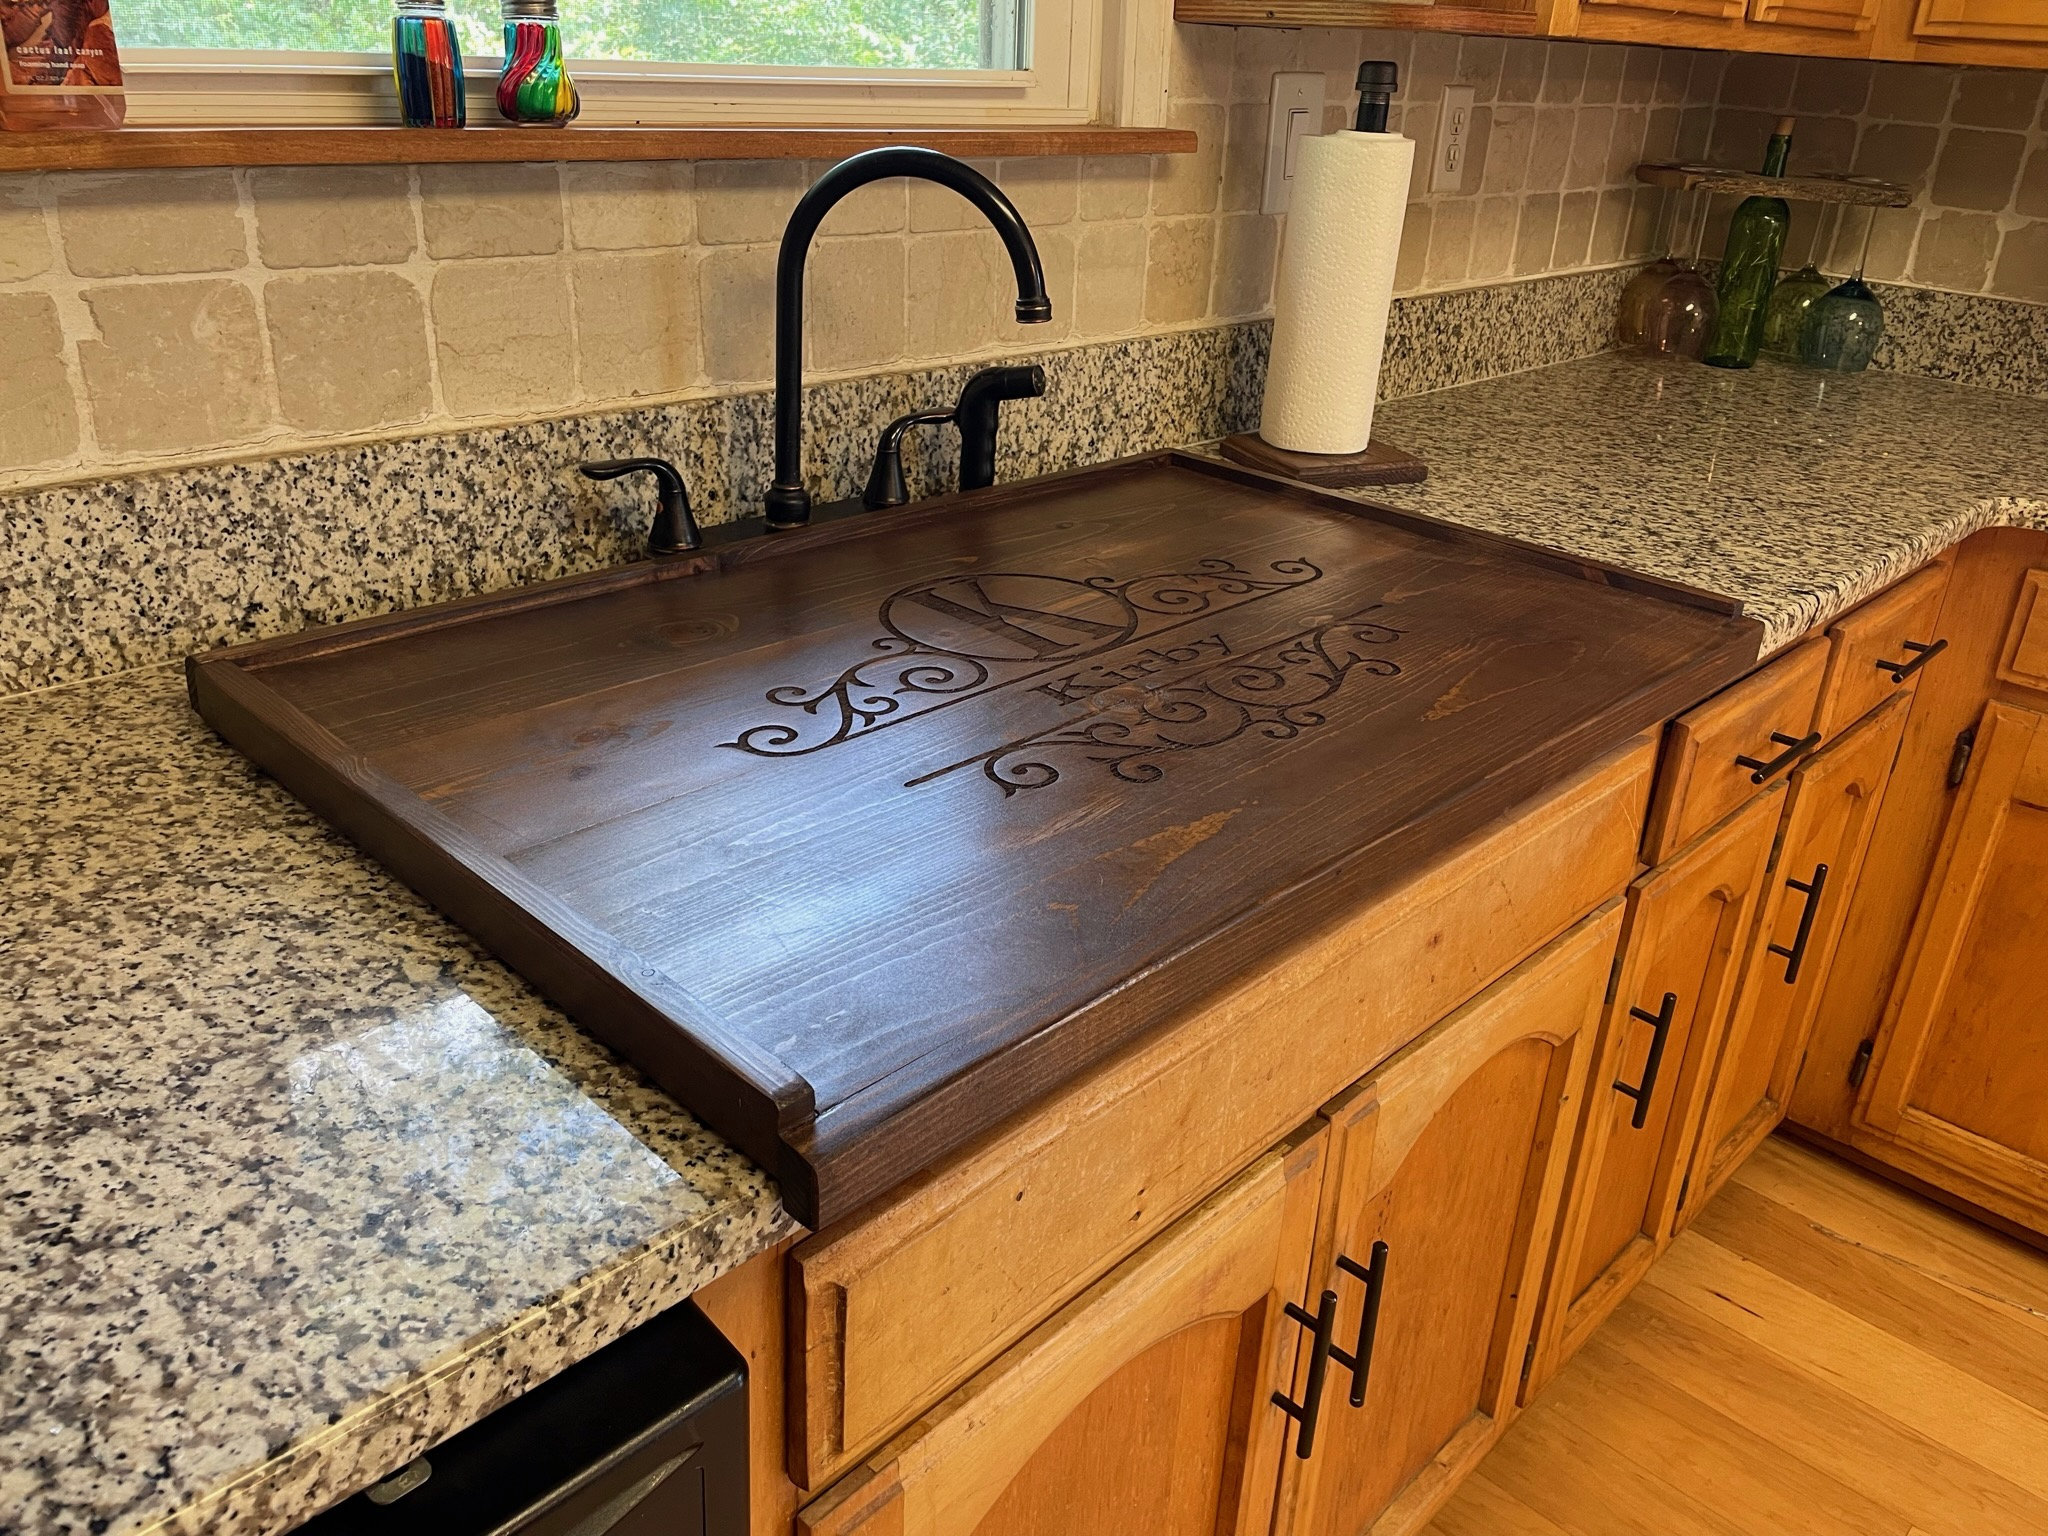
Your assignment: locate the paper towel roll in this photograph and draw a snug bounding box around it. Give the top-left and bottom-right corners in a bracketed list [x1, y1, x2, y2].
[1258, 131, 1414, 456]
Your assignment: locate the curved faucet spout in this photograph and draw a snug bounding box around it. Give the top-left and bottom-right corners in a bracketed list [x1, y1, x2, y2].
[764, 147, 1052, 530]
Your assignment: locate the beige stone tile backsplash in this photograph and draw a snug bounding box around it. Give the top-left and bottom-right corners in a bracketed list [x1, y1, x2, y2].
[0, 23, 2036, 495]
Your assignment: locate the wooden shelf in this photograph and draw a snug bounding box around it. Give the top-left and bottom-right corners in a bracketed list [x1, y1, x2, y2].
[1635, 162, 1914, 207]
[0, 123, 1196, 173]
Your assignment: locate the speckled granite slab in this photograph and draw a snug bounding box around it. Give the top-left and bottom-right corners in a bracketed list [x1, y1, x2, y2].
[1366, 352, 2048, 654]
[0, 668, 796, 1536]
[0, 269, 1642, 699]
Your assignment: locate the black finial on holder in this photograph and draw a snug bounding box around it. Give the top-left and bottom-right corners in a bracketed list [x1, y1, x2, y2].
[1354, 60, 1398, 133]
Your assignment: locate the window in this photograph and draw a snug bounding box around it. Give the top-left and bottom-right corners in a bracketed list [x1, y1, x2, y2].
[117, 0, 1139, 128]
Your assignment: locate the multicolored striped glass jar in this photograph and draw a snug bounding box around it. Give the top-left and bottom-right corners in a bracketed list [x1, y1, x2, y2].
[497, 0, 579, 127]
[392, 0, 466, 129]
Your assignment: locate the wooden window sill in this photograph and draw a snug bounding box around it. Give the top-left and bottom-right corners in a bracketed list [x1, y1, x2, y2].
[0, 123, 1195, 173]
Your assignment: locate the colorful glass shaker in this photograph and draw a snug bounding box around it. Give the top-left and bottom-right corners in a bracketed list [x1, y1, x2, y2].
[392, 0, 466, 129]
[498, 0, 579, 126]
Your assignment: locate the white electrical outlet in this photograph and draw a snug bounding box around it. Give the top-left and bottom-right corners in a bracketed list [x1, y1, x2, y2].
[1432, 86, 1477, 194]
[1262, 72, 1327, 216]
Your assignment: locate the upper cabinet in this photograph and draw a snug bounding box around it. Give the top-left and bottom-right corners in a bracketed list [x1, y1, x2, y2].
[1912, 0, 2048, 43]
[1750, 0, 1882, 34]
[1173, 0, 2048, 68]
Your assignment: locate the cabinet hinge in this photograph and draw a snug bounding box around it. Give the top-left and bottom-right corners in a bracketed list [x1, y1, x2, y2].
[1948, 726, 1978, 789]
[1849, 1038, 1875, 1089]
[1521, 1337, 1537, 1388]
[1676, 1170, 1692, 1213]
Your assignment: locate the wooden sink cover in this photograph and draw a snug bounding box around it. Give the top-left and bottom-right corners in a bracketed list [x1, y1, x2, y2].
[189, 453, 1761, 1227]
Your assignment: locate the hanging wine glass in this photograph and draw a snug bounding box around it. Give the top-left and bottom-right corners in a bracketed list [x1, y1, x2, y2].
[1618, 188, 1683, 348]
[1801, 205, 1886, 374]
[1762, 202, 1837, 363]
[1643, 191, 1718, 361]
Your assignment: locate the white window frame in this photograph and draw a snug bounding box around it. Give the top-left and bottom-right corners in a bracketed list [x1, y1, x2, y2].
[120, 0, 1174, 128]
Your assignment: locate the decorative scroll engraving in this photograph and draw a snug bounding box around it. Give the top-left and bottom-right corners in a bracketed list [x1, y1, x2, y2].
[723, 556, 1322, 759]
[910, 610, 1405, 796]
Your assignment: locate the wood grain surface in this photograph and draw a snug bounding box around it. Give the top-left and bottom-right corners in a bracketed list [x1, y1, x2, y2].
[1428, 1135, 2048, 1536]
[0, 124, 1195, 174]
[189, 452, 1761, 1226]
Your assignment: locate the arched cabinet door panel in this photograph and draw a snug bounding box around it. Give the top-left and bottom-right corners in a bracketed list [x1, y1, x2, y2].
[1276, 901, 1622, 1536]
[798, 1127, 1327, 1536]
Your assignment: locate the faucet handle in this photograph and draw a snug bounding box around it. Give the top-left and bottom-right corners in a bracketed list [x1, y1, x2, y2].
[863, 408, 956, 511]
[954, 365, 1046, 493]
[579, 457, 701, 555]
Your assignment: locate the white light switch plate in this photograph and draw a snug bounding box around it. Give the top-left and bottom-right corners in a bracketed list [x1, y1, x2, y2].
[1432, 85, 1477, 193]
[1262, 71, 1327, 216]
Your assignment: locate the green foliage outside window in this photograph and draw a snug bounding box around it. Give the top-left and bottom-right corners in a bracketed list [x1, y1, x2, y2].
[116, 0, 987, 68]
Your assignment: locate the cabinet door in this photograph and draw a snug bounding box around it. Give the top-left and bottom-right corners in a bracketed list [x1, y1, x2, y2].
[1527, 788, 1781, 1393]
[798, 1130, 1325, 1536]
[1914, 0, 2048, 42]
[1278, 902, 1619, 1536]
[1681, 694, 1910, 1225]
[1748, 0, 1879, 29]
[1853, 701, 2048, 1220]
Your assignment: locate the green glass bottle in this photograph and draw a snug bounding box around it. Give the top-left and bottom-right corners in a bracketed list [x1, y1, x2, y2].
[1705, 117, 1794, 370]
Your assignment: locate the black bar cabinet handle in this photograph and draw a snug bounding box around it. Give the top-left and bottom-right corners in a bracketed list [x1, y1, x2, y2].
[1734, 730, 1822, 785]
[1613, 991, 1679, 1131]
[1272, 1288, 1340, 1460]
[1330, 1240, 1389, 1408]
[1767, 862, 1830, 985]
[1876, 637, 1947, 684]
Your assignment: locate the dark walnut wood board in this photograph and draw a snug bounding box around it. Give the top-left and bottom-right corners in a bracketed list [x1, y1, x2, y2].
[189, 453, 1762, 1228]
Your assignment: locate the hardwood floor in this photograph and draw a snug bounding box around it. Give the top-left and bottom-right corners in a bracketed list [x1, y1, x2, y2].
[1427, 1133, 2048, 1536]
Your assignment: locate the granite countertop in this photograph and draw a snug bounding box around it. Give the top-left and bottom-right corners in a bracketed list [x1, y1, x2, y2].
[7, 349, 2048, 1536]
[0, 670, 796, 1536]
[1368, 352, 2048, 652]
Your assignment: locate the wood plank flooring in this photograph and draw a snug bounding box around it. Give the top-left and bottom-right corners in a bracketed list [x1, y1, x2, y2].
[1427, 1133, 2048, 1536]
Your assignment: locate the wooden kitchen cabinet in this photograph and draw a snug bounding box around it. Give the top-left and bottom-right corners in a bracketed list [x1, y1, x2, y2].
[1679, 693, 1911, 1226]
[1909, 0, 2048, 43]
[1527, 788, 1782, 1393]
[1749, 0, 1880, 32]
[1850, 700, 2048, 1231]
[1277, 901, 1621, 1536]
[797, 1129, 1327, 1536]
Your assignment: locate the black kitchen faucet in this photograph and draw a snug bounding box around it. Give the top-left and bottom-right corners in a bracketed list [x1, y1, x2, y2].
[764, 147, 1053, 530]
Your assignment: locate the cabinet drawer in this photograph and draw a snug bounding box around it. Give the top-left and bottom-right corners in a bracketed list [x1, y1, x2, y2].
[1644, 637, 1828, 865]
[1816, 562, 1951, 738]
[787, 735, 1656, 1491]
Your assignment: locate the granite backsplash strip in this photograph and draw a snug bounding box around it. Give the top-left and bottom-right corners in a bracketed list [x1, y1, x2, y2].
[0, 266, 1637, 698]
[1866, 284, 2048, 402]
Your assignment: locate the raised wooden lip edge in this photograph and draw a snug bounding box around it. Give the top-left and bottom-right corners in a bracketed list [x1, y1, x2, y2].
[185, 447, 1764, 1226]
[0, 123, 1196, 173]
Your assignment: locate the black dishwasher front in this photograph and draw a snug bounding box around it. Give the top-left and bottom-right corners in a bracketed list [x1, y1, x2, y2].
[298, 1299, 747, 1536]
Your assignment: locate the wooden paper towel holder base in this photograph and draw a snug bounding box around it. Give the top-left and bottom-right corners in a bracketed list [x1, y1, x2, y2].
[1220, 432, 1427, 489]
